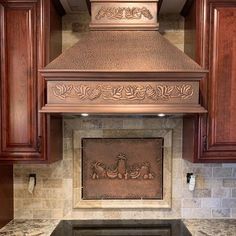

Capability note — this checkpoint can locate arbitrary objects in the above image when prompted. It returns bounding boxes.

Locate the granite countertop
[183,219,236,236]
[0,220,59,236]
[0,219,236,236]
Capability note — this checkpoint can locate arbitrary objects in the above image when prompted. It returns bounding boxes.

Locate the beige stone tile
[163,32,184,45]
[205,163,222,167]
[222,199,236,208]
[42,199,64,209]
[223,179,236,187]
[123,118,144,129]
[232,189,236,198]
[14,209,33,219]
[120,210,145,219]
[43,189,64,199]
[63,179,73,200]
[201,198,221,208]
[172,178,183,199]
[63,199,72,217]
[102,210,122,219]
[193,189,211,198]
[63,160,73,179]
[33,210,52,219]
[14,181,28,190]
[232,209,236,218]
[14,189,37,199]
[51,209,63,219]
[64,121,73,138]
[212,188,231,198]
[212,208,231,218]
[182,208,211,218]
[63,138,73,152]
[183,160,203,169]
[193,167,213,178]
[63,148,73,160]
[62,12,90,31]
[23,198,42,209]
[181,185,195,198]
[70,210,104,219]
[213,168,233,177]
[49,162,64,178]
[32,168,52,179]
[159,14,184,32]
[143,118,164,129]
[74,130,103,148]
[80,118,103,129]
[43,179,63,188]
[172,159,183,178]
[233,168,236,177]
[102,118,123,129]
[14,167,32,178]
[14,199,24,210]
[196,178,223,190]
[165,117,182,129]
[182,199,201,208]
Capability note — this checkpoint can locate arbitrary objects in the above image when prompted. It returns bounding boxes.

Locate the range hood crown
[40,0,207,115]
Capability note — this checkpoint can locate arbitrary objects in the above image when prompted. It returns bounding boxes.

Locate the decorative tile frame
[73,129,172,209]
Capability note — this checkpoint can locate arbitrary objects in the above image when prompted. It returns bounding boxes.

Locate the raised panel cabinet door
[183,0,236,162]
[0,2,39,157]
[204,1,236,159]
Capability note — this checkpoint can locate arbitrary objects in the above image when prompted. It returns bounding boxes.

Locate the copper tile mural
[82,138,163,200]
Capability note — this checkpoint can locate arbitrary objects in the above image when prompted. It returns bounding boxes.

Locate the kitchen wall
[14,13,236,219]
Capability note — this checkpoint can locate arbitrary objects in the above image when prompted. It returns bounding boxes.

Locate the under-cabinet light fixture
[157,113,166,117]
[81,113,89,117]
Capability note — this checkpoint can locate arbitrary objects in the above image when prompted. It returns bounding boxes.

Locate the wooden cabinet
[0,165,13,227]
[183,0,236,162]
[0,0,63,163]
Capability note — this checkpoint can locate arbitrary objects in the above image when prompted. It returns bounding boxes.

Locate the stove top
[51,220,192,236]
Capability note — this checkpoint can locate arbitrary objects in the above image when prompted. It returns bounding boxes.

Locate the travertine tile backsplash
[13,13,236,219]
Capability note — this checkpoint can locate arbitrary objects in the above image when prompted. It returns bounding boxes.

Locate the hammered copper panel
[44,31,205,72]
[82,138,163,200]
[48,81,199,104]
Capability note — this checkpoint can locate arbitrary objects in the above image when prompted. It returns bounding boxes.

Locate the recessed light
[157,113,166,117]
[81,113,89,117]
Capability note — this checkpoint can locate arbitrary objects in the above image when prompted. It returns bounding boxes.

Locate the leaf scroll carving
[52,84,73,99]
[95,7,153,20]
[51,83,195,102]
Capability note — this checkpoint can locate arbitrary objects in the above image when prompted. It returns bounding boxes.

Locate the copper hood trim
[40,70,207,77]
[40,104,207,114]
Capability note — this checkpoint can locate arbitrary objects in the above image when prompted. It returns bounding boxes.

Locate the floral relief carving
[91,153,155,180]
[51,84,73,99]
[95,7,153,20]
[51,83,194,101]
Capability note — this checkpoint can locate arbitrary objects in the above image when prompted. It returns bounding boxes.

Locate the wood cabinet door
[200,0,236,161]
[182,0,236,162]
[0,2,40,160]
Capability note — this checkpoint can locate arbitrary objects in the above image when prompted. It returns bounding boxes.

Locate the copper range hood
[40,0,207,115]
